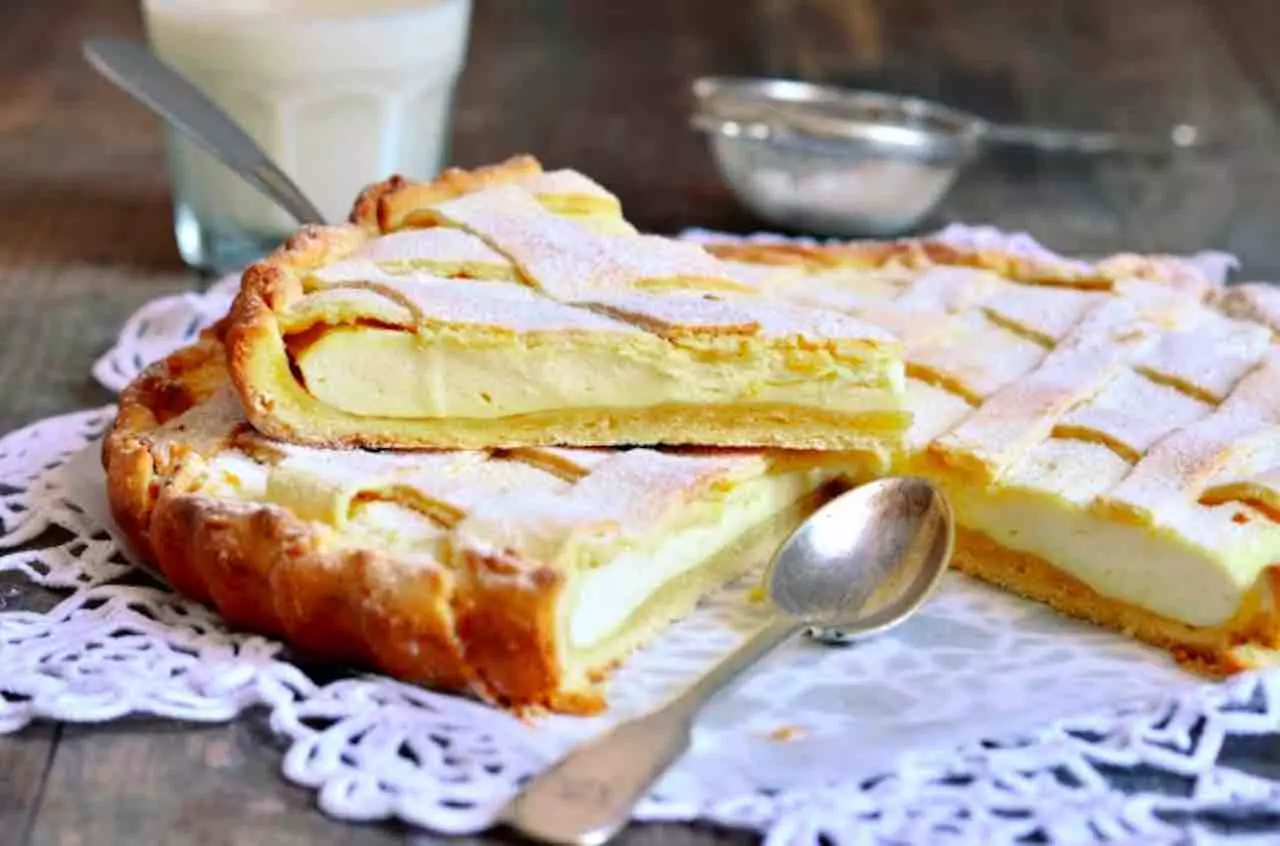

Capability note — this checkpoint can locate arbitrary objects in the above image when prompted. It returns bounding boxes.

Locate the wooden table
[2,0,1279,842]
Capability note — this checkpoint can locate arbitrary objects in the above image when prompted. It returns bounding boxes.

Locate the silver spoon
[503,476,954,846]
[82,36,325,226]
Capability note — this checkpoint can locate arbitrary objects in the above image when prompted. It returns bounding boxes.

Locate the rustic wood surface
[2,0,1280,842]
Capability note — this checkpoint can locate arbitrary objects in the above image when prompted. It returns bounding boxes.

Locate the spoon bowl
[771,476,953,643]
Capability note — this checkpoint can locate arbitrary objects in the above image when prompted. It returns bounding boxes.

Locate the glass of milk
[142,0,472,271]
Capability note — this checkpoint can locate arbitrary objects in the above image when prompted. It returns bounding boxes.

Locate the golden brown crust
[106,332,603,714]
[453,547,571,709]
[348,174,408,230]
[226,223,367,439]
[358,155,543,232]
[144,488,478,696]
[103,322,231,557]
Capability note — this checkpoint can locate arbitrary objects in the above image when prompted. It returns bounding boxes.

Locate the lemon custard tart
[226,156,907,455]
[106,326,854,713]
[706,236,1280,674]
[107,158,1280,713]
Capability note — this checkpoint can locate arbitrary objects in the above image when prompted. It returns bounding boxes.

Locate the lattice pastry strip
[1201,436,1280,517]
[1133,311,1273,403]
[904,310,1049,406]
[888,266,1011,314]
[584,291,893,344]
[1055,370,1215,462]
[902,378,975,450]
[929,297,1177,479]
[1100,351,1280,526]
[1001,438,1134,506]
[335,228,516,280]
[979,284,1109,344]
[771,265,909,314]
[233,426,783,571]
[421,185,755,301]
[286,275,638,334]
[454,449,774,569]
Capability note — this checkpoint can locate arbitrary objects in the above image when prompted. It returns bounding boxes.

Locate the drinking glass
[142,0,473,271]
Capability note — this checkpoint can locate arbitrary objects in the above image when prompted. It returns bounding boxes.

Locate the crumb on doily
[766,725,807,743]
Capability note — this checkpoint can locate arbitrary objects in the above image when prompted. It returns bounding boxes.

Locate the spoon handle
[983,121,1206,156]
[504,617,797,845]
[82,36,327,226]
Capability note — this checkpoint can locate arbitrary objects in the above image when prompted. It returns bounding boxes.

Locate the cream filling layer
[938,477,1271,628]
[209,445,831,649]
[292,326,904,421]
[568,468,833,647]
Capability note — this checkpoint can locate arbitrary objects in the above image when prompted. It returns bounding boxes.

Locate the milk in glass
[142,0,472,270]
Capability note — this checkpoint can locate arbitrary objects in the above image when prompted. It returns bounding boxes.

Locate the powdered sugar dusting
[450,449,777,568]
[932,224,1094,275]
[519,169,619,203]
[432,186,763,302]
[585,291,894,343]
[932,299,1164,473]
[356,228,511,267]
[890,266,1008,313]
[1058,370,1214,457]
[1134,312,1272,402]
[1216,282,1280,333]
[906,310,1048,401]
[980,285,1108,342]
[1001,439,1132,507]
[340,276,640,334]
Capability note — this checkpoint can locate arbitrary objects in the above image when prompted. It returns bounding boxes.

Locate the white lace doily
[0,228,1267,843]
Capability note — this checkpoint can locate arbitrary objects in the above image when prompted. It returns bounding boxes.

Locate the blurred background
[0,0,1277,429]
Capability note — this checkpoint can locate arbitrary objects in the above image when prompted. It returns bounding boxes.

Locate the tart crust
[114,157,1280,705]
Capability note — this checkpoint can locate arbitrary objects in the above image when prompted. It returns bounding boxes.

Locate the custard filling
[566,467,834,647]
[208,445,835,651]
[288,324,905,421]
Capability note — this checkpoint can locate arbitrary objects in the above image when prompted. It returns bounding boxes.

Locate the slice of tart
[710,233,1280,673]
[106,326,856,713]
[225,156,906,456]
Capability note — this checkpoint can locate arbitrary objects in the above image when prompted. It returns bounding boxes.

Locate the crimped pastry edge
[105,327,590,712]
